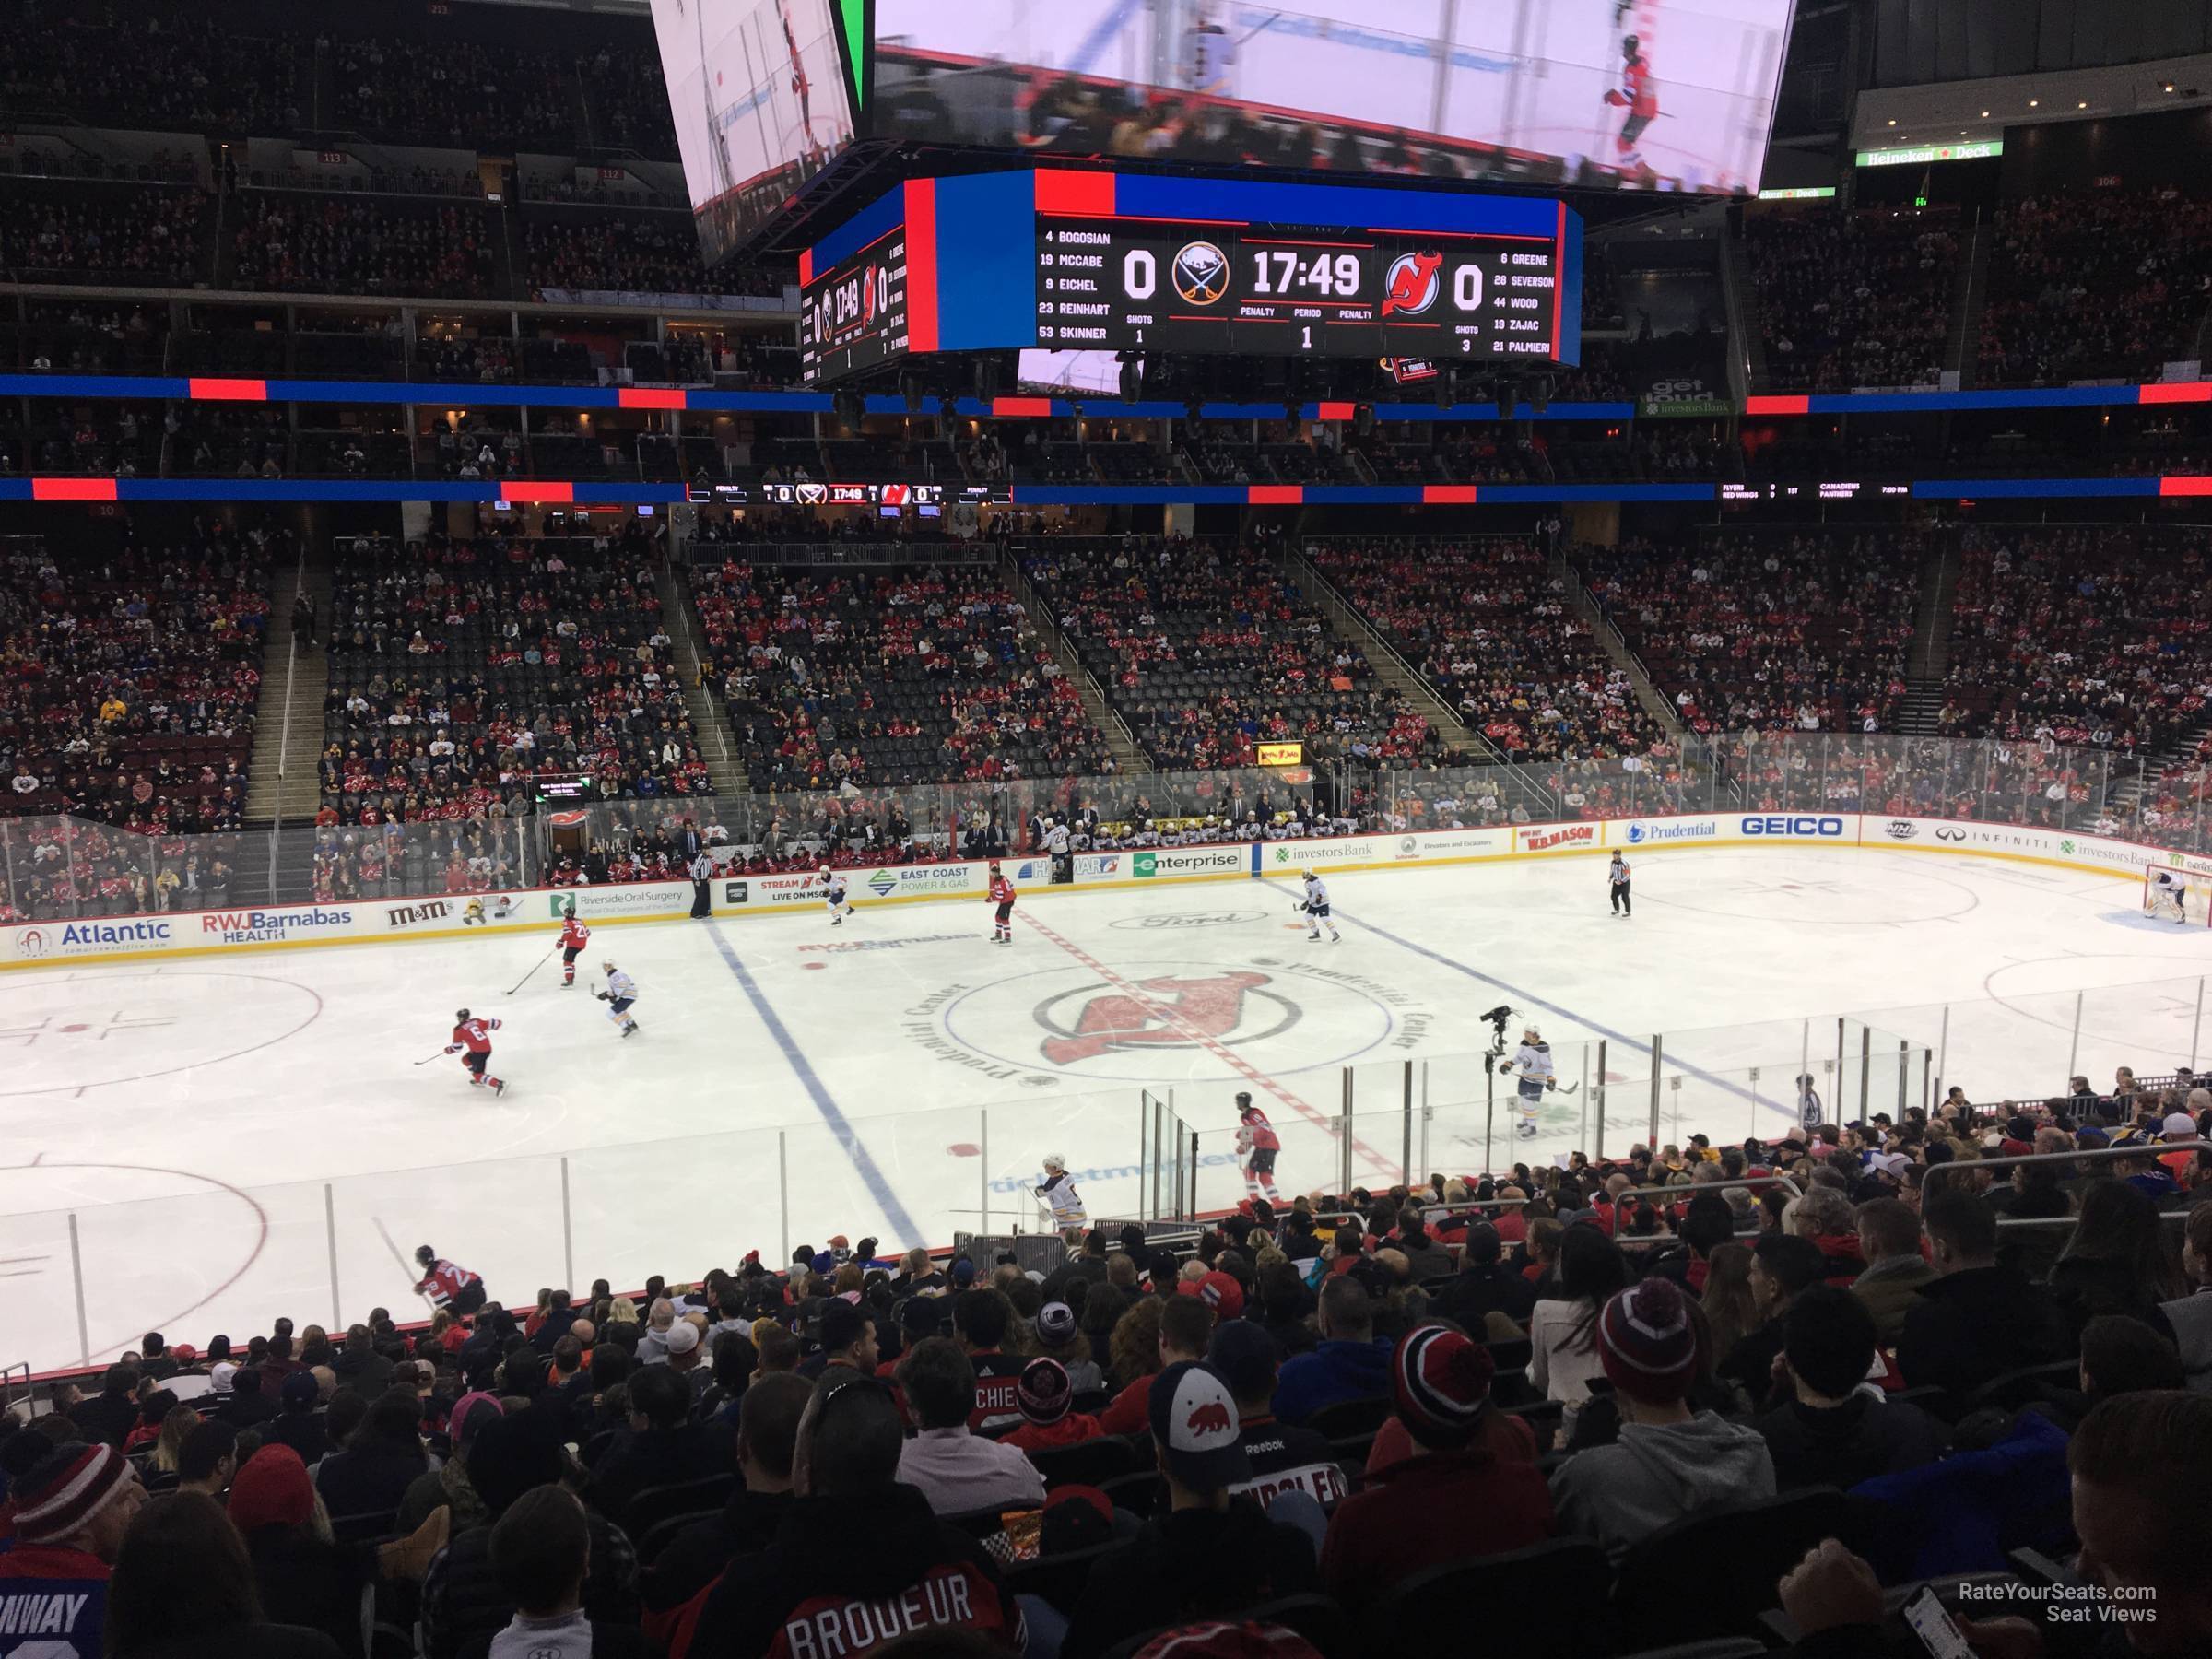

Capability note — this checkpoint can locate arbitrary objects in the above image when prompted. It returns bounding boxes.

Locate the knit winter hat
[228,1445,314,1534]
[12,1442,135,1545]
[1596,1277,1699,1405]
[1036,1301,1078,1347]
[1391,1324,1493,1449]
[450,1391,503,1447]
[1018,1357,1072,1427]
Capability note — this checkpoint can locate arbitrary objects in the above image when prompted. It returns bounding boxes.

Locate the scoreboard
[1037,221,1562,360]
[799,168,1580,383]
[800,222,909,384]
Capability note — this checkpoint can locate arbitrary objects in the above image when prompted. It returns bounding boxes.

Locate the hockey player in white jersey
[594,959,641,1038]
[1296,870,1341,943]
[820,865,855,924]
[1034,1152,1087,1245]
[2149,867,2190,924]
[1500,1023,1555,1138]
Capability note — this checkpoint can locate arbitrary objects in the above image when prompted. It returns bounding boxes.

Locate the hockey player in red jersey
[1603,34,1659,174]
[1234,1092,1284,1205]
[557,906,590,986]
[445,1007,508,1094]
[412,1244,488,1314]
[987,860,1016,945]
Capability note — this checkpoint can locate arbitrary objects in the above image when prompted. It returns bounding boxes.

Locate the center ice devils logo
[1381,251,1445,317]
[1036,969,1293,1064]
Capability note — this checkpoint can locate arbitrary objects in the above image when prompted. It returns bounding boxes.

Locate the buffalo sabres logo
[1036,970,1297,1064]
[1381,251,1445,318]
[1172,240,1230,305]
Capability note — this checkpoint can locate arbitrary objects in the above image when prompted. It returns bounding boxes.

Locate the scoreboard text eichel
[1037,220,1561,359]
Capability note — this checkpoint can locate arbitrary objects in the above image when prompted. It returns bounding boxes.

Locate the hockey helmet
[988,858,1002,870]
[602,959,616,971]
[1235,1090,1253,1109]
[1622,32,1640,57]
[1042,1151,1066,1171]
[455,1007,470,1022]
[1523,1022,1542,1039]
[819,865,831,876]
[1301,869,1318,882]
[416,1245,436,1266]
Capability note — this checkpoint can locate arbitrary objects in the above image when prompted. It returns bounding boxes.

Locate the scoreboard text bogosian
[799,169,1582,384]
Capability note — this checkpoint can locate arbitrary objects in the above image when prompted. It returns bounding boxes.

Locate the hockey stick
[504,941,559,996]
[411,1049,451,1067]
[371,1216,438,1309]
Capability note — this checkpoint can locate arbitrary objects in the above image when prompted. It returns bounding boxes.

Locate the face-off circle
[0,971,324,1096]
[939,959,1396,1083]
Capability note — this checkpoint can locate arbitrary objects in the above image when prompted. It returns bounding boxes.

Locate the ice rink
[5,845,2210,1373]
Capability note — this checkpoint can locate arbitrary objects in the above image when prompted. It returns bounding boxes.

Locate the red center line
[1018,911,1398,1179]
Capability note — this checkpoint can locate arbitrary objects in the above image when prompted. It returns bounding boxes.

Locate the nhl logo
[1172,241,1230,306]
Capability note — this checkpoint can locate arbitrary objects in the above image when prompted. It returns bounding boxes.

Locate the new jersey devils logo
[1037,970,1296,1064]
[1381,251,1444,317]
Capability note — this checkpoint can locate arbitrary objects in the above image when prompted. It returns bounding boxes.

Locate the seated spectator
[1437,1222,1537,1326]
[1526,1226,1630,1429]
[683,1377,1025,1657]
[482,1485,653,1659]
[1756,1288,1948,1490]
[0,1443,145,1655]
[1030,1301,1103,1394]
[174,1421,240,1500]
[1549,1278,1776,1559]
[589,1364,735,1524]
[400,1392,502,1534]
[103,1488,342,1659]
[69,1365,140,1447]
[261,1371,328,1465]
[1063,1363,1315,1659]
[892,1339,1045,1515]
[1898,1191,2071,1397]
[951,1289,1030,1435]
[1851,1196,1936,1347]
[2049,1181,2182,1343]
[1274,1277,1393,1426]
[2162,1200,2212,1393]
[640,1371,806,1626]
[1000,1359,1100,1455]
[1097,1295,1210,1436]
[312,1390,429,1524]
[2065,1392,2212,1650]
[1206,1319,1347,1512]
[1718,1234,1827,1403]
[1790,1186,1867,1284]
[1321,1325,1553,1606]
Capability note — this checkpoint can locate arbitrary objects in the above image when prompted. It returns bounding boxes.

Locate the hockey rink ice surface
[5,846,2210,1372]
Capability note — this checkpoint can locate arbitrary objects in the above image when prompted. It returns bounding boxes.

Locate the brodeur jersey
[988,873,1016,907]
[559,915,590,951]
[415,1257,480,1308]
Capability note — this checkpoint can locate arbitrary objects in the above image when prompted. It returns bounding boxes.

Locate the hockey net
[2143,863,2212,925]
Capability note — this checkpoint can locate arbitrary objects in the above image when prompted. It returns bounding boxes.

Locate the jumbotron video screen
[874,0,1791,195]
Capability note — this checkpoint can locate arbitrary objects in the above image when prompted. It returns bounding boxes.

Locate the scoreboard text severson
[796,169,1581,382]
[1037,221,1561,359]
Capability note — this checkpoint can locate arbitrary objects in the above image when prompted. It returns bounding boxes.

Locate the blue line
[1257,877,1794,1124]
[701,920,924,1242]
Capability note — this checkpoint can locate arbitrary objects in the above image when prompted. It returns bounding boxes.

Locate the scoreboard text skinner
[1037,221,1563,359]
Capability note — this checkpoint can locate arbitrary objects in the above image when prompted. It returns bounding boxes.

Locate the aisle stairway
[1285,547,1488,758]
[999,547,1152,774]
[1898,539,1962,735]
[658,562,747,800]
[243,549,330,828]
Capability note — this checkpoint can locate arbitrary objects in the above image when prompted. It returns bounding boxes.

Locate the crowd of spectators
[332,36,578,153]
[1310,537,1666,763]
[1024,535,1439,771]
[0,525,271,858]
[316,528,707,827]
[6,1074,2206,1659]
[228,194,498,300]
[0,2,300,133]
[688,556,1113,789]
[1583,532,1921,735]
[0,185,206,286]
[1745,206,1959,392]
[1978,189,2212,385]
[1937,525,2212,757]
[524,215,734,300]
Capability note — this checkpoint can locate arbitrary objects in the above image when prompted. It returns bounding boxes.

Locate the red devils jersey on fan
[1618,54,1658,118]
[968,1350,1030,1432]
[987,874,1015,906]
[451,1017,500,1055]
[559,915,589,951]
[415,1258,480,1306]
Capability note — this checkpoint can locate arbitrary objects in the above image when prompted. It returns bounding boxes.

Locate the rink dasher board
[4,813,2204,971]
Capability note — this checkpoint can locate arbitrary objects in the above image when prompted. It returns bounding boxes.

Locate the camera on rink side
[1479,1005,1515,1071]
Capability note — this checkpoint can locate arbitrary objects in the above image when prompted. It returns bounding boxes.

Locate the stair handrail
[663,550,740,787]
[997,542,1146,763]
